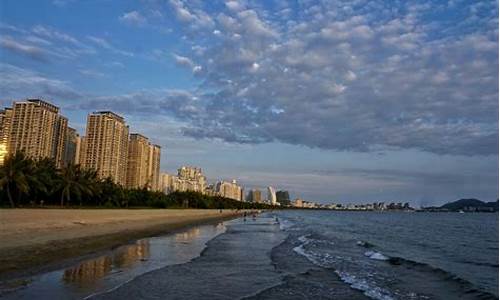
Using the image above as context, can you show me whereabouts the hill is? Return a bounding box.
[440,198,498,212]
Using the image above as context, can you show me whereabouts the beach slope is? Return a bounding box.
[0,209,243,279]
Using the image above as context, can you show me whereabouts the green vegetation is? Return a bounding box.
[0,152,272,209]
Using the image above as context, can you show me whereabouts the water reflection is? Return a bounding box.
[175,227,201,242]
[1,221,231,300]
[63,256,112,284]
[62,240,150,285]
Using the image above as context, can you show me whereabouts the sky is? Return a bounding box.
[0,0,498,206]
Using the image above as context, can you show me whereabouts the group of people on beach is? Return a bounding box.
[242,211,258,221]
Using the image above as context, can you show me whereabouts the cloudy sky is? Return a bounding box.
[0,0,498,206]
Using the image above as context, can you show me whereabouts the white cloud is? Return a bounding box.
[119,11,146,26]
[87,36,134,57]
[159,0,498,156]
[225,1,245,12]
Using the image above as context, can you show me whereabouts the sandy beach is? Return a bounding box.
[0,209,245,279]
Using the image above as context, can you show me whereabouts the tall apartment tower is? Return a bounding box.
[216,180,242,201]
[0,108,13,165]
[267,186,277,205]
[126,134,150,189]
[82,111,129,185]
[63,127,80,166]
[4,99,68,167]
[148,144,161,191]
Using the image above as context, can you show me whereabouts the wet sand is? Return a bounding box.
[0,209,245,280]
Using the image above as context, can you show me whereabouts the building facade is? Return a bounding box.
[246,189,262,203]
[63,127,79,166]
[126,134,150,189]
[1,99,68,167]
[0,108,13,165]
[216,180,243,201]
[276,190,291,206]
[267,186,277,205]
[82,111,129,185]
[148,144,161,191]
[160,167,206,194]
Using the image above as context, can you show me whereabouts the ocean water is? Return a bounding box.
[276,210,499,300]
[92,211,498,300]
[2,211,497,300]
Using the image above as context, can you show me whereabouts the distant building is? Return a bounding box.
[82,111,129,185]
[126,134,150,189]
[276,190,291,206]
[63,127,79,166]
[246,189,262,203]
[0,108,13,165]
[293,198,304,208]
[160,172,179,193]
[147,144,161,191]
[216,180,242,201]
[267,186,277,205]
[161,167,206,194]
[177,166,206,193]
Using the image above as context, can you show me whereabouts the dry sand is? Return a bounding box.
[0,209,245,279]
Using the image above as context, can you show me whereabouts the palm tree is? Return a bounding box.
[57,164,92,207]
[80,168,99,206]
[32,158,58,203]
[0,152,33,207]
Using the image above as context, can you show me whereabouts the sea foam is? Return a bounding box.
[364,251,389,261]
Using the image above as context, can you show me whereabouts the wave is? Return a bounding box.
[356,240,375,248]
[291,233,498,300]
[336,271,395,300]
[278,219,295,231]
[364,251,389,261]
[387,257,498,299]
[292,235,395,300]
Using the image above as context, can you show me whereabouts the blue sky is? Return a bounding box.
[0,0,498,205]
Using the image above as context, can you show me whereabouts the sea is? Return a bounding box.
[1,210,498,299]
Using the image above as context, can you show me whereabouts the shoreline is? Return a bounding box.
[0,209,249,282]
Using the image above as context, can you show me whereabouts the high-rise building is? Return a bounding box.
[0,108,13,165]
[78,136,86,165]
[82,111,129,185]
[246,189,262,203]
[178,166,206,193]
[148,144,161,191]
[267,186,277,205]
[3,99,68,167]
[74,134,82,165]
[159,167,205,194]
[160,172,179,193]
[216,179,242,201]
[276,190,291,206]
[63,127,80,166]
[126,134,150,189]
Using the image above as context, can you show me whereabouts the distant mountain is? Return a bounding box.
[439,198,498,212]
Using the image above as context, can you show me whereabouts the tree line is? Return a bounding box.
[0,152,272,210]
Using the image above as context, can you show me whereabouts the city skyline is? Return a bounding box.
[0,0,498,205]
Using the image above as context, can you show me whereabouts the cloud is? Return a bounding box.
[0,23,96,60]
[79,69,107,78]
[225,1,245,12]
[0,36,48,61]
[168,0,214,29]
[172,53,202,73]
[119,11,146,26]
[32,25,76,43]
[153,0,498,156]
[87,36,134,57]
[0,63,82,102]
